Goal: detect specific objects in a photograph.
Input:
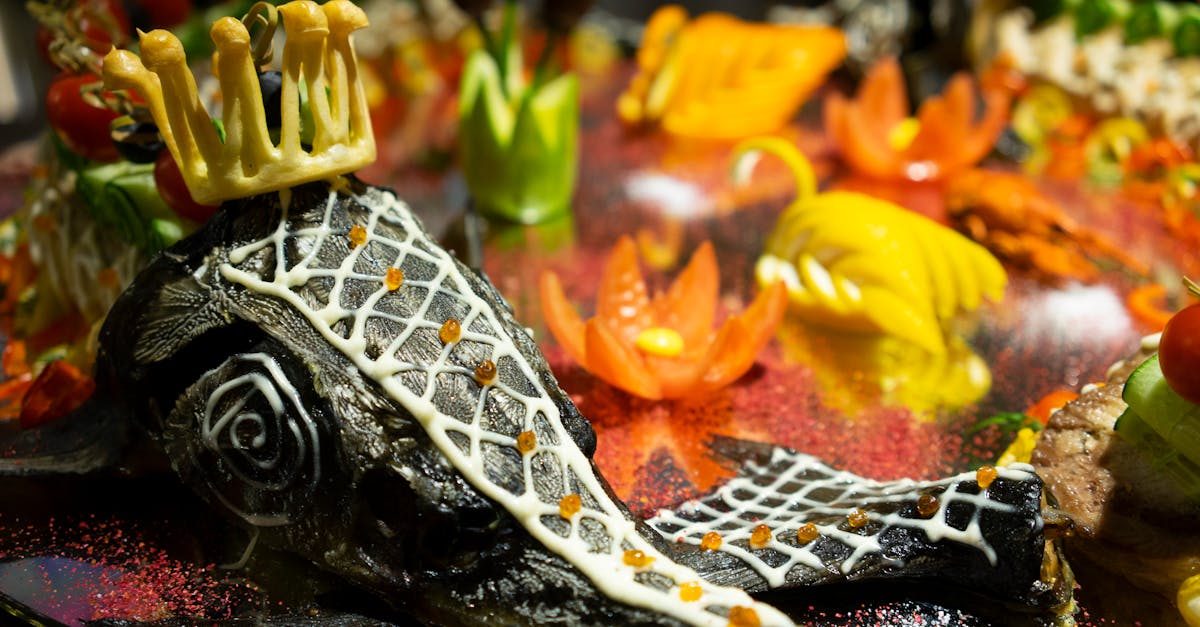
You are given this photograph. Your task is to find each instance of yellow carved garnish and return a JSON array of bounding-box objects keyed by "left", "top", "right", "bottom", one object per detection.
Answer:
[
  {"left": 622, "top": 549, "right": 655, "bottom": 568},
  {"left": 617, "top": 5, "right": 845, "bottom": 139},
  {"left": 796, "top": 523, "right": 819, "bottom": 544},
  {"left": 976, "top": 465, "right": 999, "bottom": 489},
  {"left": 737, "top": 137, "right": 1007, "bottom": 355},
  {"left": 473, "top": 359, "right": 497, "bottom": 385},
  {"left": 516, "top": 430, "right": 537, "bottom": 454},
  {"left": 700, "top": 531, "right": 722, "bottom": 551},
  {"left": 347, "top": 225, "right": 367, "bottom": 248},
  {"left": 102, "top": 0, "right": 374, "bottom": 206}
]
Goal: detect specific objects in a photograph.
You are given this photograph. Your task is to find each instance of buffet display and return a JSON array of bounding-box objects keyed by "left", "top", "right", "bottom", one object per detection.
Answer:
[{"left": 1, "top": 0, "right": 1199, "bottom": 625}]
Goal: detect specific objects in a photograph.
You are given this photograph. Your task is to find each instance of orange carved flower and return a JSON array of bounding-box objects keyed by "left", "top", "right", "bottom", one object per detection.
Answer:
[
  {"left": 539, "top": 236, "right": 786, "bottom": 400},
  {"left": 824, "top": 57, "right": 1010, "bottom": 182}
]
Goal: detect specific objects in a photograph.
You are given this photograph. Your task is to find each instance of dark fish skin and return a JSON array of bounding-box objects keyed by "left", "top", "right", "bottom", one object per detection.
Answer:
[
  {"left": 4, "top": 176, "right": 1069, "bottom": 625},
  {"left": 93, "top": 177, "right": 684, "bottom": 626}
]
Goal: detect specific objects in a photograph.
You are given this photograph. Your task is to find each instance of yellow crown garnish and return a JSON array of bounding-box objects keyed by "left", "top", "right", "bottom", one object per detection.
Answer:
[{"left": 102, "top": 0, "right": 374, "bottom": 205}]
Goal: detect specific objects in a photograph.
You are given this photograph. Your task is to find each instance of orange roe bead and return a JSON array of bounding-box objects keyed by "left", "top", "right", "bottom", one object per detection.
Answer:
[
  {"left": 474, "top": 359, "right": 497, "bottom": 385},
  {"left": 439, "top": 318, "right": 462, "bottom": 344},
  {"left": 728, "top": 605, "right": 761, "bottom": 627},
  {"left": 559, "top": 493, "right": 582, "bottom": 519},
  {"left": 700, "top": 531, "right": 722, "bottom": 551},
  {"left": 385, "top": 267, "right": 404, "bottom": 291},
  {"left": 516, "top": 430, "right": 537, "bottom": 454},
  {"left": 347, "top": 225, "right": 368, "bottom": 248},
  {"left": 977, "top": 465, "right": 998, "bottom": 489},
  {"left": 623, "top": 549, "right": 654, "bottom": 568},
  {"left": 679, "top": 581, "right": 703, "bottom": 602},
  {"left": 847, "top": 509, "right": 869, "bottom": 529},
  {"left": 749, "top": 523, "right": 771, "bottom": 548},
  {"left": 917, "top": 494, "right": 939, "bottom": 518},
  {"left": 97, "top": 267, "right": 120, "bottom": 289},
  {"left": 796, "top": 523, "right": 819, "bottom": 544}
]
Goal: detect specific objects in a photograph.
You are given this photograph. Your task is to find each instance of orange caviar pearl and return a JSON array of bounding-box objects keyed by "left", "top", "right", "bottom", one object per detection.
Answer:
[
  {"left": 728, "top": 606, "right": 761, "bottom": 627},
  {"left": 347, "top": 225, "right": 368, "bottom": 248},
  {"left": 439, "top": 318, "right": 462, "bottom": 344},
  {"left": 385, "top": 267, "right": 404, "bottom": 291},
  {"left": 623, "top": 549, "right": 654, "bottom": 568},
  {"left": 700, "top": 531, "right": 722, "bottom": 551},
  {"left": 977, "top": 465, "right": 998, "bottom": 489},
  {"left": 917, "top": 494, "right": 939, "bottom": 517},
  {"left": 516, "top": 430, "right": 537, "bottom": 454},
  {"left": 559, "top": 494, "right": 581, "bottom": 519},
  {"left": 847, "top": 509, "right": 869, "bottom": 529},
  {"left": 749, "top": 523, "right": 771, "bottom": 548},
  {"left": 474, "top": 360, "right": 497, "bottom": 385},
  {"left": 796, "top": 523, "right": 819, "bottom": 544},
  {"left": 679, "top": 581, "right": 703, "bottom": 602}
]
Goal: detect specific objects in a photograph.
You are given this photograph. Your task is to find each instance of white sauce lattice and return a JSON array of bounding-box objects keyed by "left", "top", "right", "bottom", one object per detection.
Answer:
[
  {"left": 218, "top": 186, "right": 792, "bottom": 626},
  {"left": 649, "top": 448, "right": 1037, "bottom": 588}
]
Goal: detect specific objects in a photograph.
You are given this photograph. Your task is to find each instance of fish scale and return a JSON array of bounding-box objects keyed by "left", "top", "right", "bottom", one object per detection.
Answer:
[{"left": 218, "top": 184, "right": 792, "bottom": 627}]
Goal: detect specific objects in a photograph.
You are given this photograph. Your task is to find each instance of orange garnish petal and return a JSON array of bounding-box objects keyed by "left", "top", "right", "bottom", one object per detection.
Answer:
[
  {"left": 837, "top": 102, "right": 906, "bottom": 179},
  {"left": 539, "top": 271, "right": 588, "bottom": 366},
  {"left": 1027, "top": 389, "right": 1079, "bottom": 425},
  {"left": 1126, "top": 283, "right": 1177, "bottom": 331},
  {"left": 585, "top": 318, "right": 663, "bottom": 400},
  {"left": 19, "top": 361, "right": 95, "bottom": 429},
  {"left": 2, "top": 340, "right": 29, "bottom": 378},
  {"left": 653, "top": 241, "right": 718, "bottom": 350},
  {"left": 596, "top": 236, "right": 654, "bottom": 344},
  {"left": 700, "top": 281, "right": 787, "bottom": 390},
  {"left": 858, "top": 57, "right": 908, "bottom": 135}
]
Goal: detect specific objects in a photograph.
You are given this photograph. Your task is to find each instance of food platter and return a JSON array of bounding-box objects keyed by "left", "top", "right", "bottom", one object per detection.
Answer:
[{"left": 1, "top": 1, "right": 1198, "bottom": 625}]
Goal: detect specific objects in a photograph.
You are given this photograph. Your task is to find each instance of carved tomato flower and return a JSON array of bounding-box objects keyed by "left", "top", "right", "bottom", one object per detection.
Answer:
[
  {"left": 539, "top": 236, "right": 787, "bottom": 400},
  {"left": 824, "top": 57, "right": 1010, "bottom": 182}
]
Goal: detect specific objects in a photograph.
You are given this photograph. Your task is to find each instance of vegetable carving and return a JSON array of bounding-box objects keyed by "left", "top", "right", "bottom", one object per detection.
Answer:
[
  {"left": 617, "top": 5, "right": 845, "bottom": 140},
  {"left": 739, "top": 137, "right": 1007, "bottom": 354},
  {"left": 539, "top": 237, "right": 786, "bottom": 400},
  {"left": 823, "top": 57, "right": 1009, "bottom": 181}
]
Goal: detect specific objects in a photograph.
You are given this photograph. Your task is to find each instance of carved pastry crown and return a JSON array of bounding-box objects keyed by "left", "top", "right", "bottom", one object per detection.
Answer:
[{"left": 103, "top": 0, "right": 375, "bottom": 205}]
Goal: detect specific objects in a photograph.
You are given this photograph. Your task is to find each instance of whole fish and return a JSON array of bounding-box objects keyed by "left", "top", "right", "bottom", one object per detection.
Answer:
[{"left": 61, "top": 177, "right": 1071, "bottom": 625}]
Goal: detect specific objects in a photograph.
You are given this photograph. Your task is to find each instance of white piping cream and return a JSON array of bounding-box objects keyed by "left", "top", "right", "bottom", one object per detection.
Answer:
[
  {"left": 219, "top": 187, "right": 792, "bottom": 626},
  {"left": 199, "top": 352, "right": 321, "bottom": 528},
  {"left": 649, "top": 448, "right": 1036, "bottom": 589}
]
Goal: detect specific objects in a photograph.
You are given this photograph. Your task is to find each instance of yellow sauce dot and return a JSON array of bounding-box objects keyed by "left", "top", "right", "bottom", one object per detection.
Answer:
[
  {"left": 728, "top": 605, "right": 761, "bottom": 627},
  {"left": 679, "top": 581, "right": 703, "bottom": 602},
  {"left": 700, "top": 531, "right": 722, "bottom": 551},
  {"left": 847, "top": 509, "right": 869, "bottom": 529},
  {"left": 97, "top": 267, "right": 120, "bottom": 289},
  {"left": 516, "top": 430, "right": 537, "bottom": 455},
  {"left": 439, "top": 319, "right": 461, "bottom": 344},
  {"left": 749, "top": 523, "right": 771, "bottom": 548},
  {"left": 559, "top": 493, "right": 582, "bottom": 519},
  {"left": 622, "top": 549, "right": 654, "bottom": 568},
  {"left": 887, "top": 117, "right": 921, "bottom": 152},
  {"left": 634, "top": 327, "right": 684, "bottom": 357},
  {"left": 385, "top": 267, "right": 404, "bottom": 291},
  {"left": 977, "top": 465, "right": 998, "bottom": 490},
  {"left": 796, "top": 523, "right": 819, "bottom": 544},
  {"left": 474, "top": 359, "right": 497, "bottom": 385},
  {"left": 347, "top": 224, "right": 368, "bottom": 248},
  {"left": 917, "top": 494, "right": 939, "bottom": 518}
]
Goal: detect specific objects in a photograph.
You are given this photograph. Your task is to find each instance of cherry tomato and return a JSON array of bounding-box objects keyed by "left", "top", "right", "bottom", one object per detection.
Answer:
[
  {"left": 1160, "top": 303, "right": 1200, "bottom": 405},
  {"left": 45, "top": 74, "right": 121, "bottom": 162},
  {"left": 154, "top": 150, "right": 218, "bottom": 223}
]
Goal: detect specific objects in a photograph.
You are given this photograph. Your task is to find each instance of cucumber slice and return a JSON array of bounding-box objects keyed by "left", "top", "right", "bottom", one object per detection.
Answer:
[
  {"left": 1120, "top": 354, "right": 1200, "bottom": 466},
  {"left": 1115, "top": 408, "right": 1200, "bottom": 502}
]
